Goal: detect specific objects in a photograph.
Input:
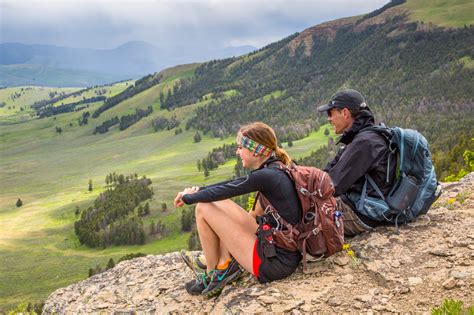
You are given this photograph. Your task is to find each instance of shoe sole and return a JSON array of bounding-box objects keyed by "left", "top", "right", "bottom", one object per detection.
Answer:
[
  {"left": 180, "top": 250, "right": 207, "bottom": 276},
  {"left": 204, "top": 270, "right": 243, "bottom": 298},
  {"left": 180, "top": 250, "right": 197, "bottom": 274}
]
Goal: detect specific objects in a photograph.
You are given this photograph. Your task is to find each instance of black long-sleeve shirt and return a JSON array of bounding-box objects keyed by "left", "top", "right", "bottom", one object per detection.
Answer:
[{"left": 182, "top": 158, "right": 302, "bottom": 225}]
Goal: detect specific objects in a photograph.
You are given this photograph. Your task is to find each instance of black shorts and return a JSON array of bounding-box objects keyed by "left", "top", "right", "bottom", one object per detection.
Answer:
[{"left": 253, "top": 237, "right": 299, "bottom": 283}]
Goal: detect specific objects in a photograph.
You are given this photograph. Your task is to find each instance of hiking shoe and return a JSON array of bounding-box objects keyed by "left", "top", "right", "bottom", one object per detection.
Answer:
[
  {"left": 180, "top": 250, "right": 207, "bottom": 275},
  {"left": 185, "top": 272, "right": 210, "bottom": 295},
  {"left": 201, "top": 258, "right": 243, "bottom": 297}
]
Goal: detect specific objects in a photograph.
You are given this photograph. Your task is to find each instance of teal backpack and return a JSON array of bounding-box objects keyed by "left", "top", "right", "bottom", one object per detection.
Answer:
[{"left": 347, "top": 125, "right": 442, "bottom": 228}]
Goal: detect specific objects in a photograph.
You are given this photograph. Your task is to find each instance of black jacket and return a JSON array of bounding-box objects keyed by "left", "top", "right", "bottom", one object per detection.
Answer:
[{"left": 324, "top": 110, "right": 397, "bottom": 225}]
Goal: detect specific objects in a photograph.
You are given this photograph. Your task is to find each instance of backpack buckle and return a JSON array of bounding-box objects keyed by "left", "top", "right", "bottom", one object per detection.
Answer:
[
  {"left": 312, "top": 227, "right": 321, "bottom": 235},
  {"left": 299, "top": 187, "right": 309, "bottom": 195},
  {"left": 271, "top": 211, "right": 281, "bottom": 221}
]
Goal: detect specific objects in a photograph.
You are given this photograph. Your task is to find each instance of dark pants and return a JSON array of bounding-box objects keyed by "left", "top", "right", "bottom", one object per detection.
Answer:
[{"left": 336, "top": 197, "right": 375, "bottom": 237}]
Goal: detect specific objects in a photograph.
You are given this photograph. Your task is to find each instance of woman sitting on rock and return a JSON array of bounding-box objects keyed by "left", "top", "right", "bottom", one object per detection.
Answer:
[{"left": 174, "top": 122, "right": 302, "bottom": 297}]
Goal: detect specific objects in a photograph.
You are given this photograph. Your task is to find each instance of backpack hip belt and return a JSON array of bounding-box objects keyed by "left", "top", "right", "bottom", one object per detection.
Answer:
[{"left": 262, "top": 206, "right": 299, "bottom": 252}]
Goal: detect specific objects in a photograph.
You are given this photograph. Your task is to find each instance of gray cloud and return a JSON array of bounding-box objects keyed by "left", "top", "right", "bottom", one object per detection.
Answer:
[{"left": 0, "top": 0, "right": 389, "bottom": 49}]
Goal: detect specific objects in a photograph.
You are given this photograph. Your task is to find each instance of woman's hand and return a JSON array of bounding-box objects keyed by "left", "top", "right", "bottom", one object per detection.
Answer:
[{"left": 174, "top": 186, "right": 199, "bottom": 208}]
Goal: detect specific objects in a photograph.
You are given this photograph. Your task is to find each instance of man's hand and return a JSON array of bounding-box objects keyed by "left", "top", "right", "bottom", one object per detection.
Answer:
[{"left": 174, "top": 186, "right": 199, "bottom": 208}]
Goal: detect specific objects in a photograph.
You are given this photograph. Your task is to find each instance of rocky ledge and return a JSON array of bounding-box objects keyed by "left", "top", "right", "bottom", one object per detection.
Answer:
[{"left": 43, "top": 174, "right": 474, "bottom": 313}]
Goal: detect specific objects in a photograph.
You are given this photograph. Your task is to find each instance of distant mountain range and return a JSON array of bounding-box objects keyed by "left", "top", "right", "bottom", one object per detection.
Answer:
[{"left": 0, "top": 41, "right": 256, "bottom": 87}]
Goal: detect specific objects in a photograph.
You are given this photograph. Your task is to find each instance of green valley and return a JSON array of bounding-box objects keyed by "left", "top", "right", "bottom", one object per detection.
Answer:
[{"left": 0, "top": 66, "right": 333, "bottom": 309}]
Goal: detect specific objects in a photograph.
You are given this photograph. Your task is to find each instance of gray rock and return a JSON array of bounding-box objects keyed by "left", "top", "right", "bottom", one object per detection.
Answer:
[
  {"left": 372, "top": 304, "right": 385, "bottom": 311},
  {"left": 355, "top": 294, "right": 373, "bottom": 304},
  {"left": 327, "top": 297, "right": 342, "bottom": 306},
  {"left": 272, "top": 300, "right": 304, "bottom": 313},
  {"left": 424, "top": 260, "right": 438, "bottom": 268},
  {"left": 354, "top": 301, "right": 364, "bottom": 309},
  {"left": 390, "top": 260, "right": 401, "bottom": 268},
  {"left": 334, "top": 255, "right": 351, "bottom": 266},
  {"left": 428, "top": 249, "right": 455, "bottom": 257},
  {"left": 408, "top": 277, "right": 423, "bottom": 286},
  {"left": 442, "top": 278, "right": 457, "bottom": 290},
  {"left": 258, "top": 295, "right": 278, "bottom": 304},
  {"left": 340, "top": 274, "right": 354, "bottom": 284},
  {"left": 450, "top": 270, "right": 471, "bottom": 280}
]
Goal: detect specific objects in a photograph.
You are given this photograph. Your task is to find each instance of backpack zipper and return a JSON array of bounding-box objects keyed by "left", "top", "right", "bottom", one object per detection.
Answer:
[{"left": 399, "top": 128, "right": 405, "bottom": 173}]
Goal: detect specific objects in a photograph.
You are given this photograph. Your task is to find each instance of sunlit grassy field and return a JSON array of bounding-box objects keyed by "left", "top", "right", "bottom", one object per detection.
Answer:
[
  {"left": 403, "top": 0, "right": 474, "bottom": 27},
  {"left": 0, "top": 71, "right": 333, "bottom": 309}
]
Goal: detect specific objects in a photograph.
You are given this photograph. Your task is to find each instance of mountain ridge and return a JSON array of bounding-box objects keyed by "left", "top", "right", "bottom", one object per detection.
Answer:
[{"left": 0, "top": 41, "right": 257, "bottom": 87}]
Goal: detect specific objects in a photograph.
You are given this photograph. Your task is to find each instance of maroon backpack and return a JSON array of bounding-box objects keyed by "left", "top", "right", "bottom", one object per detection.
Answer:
[{"left": 257, "top": 161, "right": 344, "bottom": 270}]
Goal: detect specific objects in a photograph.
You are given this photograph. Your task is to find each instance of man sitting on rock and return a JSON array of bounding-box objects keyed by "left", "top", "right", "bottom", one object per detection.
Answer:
[{"left": 316, "top": 89, "right": 397, "bottom": 236}]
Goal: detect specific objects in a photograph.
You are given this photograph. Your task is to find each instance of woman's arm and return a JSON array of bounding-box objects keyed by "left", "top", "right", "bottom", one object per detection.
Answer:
[{"left": 181, "top": 169, "right": 272, "bottom": 205}]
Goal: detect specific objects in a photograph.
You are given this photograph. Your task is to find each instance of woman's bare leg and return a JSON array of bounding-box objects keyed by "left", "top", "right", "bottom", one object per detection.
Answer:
[
  {"left": 218, "top": 241, "right": 231, "bottom": 266},
  {"left": 195, "top": 200, "right": 258, "bottom": 274}
]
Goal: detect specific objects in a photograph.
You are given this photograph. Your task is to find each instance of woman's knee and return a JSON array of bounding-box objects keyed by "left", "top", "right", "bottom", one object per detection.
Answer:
[{"left": 195, "top": 202, "right": 213, "bottom": 219}]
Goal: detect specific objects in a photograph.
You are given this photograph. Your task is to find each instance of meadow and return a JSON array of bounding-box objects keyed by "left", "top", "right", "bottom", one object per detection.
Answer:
[
  {"left": 0, "top": 69, "right": 332, "bottom": 309},
  {"left": 402, "top": 0, "right": 474, "bottom": 27}
]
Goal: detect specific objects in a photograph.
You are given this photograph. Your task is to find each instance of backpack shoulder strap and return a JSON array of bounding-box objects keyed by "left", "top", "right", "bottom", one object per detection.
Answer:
[
  {"left": 360, "top": 124, "right": 392, "bottom": 141},
  {"left": 360, "top": 124, "right": 398, "bottom": 184}
]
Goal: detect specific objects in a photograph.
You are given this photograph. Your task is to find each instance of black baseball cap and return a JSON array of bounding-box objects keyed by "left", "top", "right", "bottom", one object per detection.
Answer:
[{"left": 317, "top": 89, "right": 367, "bottom": 112}]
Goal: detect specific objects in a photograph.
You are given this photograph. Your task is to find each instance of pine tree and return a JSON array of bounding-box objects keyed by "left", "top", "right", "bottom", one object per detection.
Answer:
[
  {"left": 159, "top": 221, "right": 166, "bottom": 235},
  {"left": 181, "top": 209, "right": 187, "bottom": 231},
  {"left": 16, "top": 198, "right": 23, "bottom": 207},
  {"left": 188, "top": 228, "right": 202, "bottom": 250},
  {"left": 149, "top": 221, "right": 155, "bottom": 235},
  {"left": 75, "top": 206, "right": 80, "bottom": 217},
  {"left": 106, "top": 258, "right": 115, "bottom": 270},
  {"left": 88, "top": 179, "right": 93, "bottom": 192},
  {"left": 180, "top": 209, "right": 193, "bottom": 232},
  {"left": 197, "top": 160, "right": 201, "bottom": 171},
  {"left": 136, "top": 205, "right": 144, "bottom": 216},
  {"left": 324, "top": 128, "right": 330, "bottom": 136},
  {"left": 143, "top": 202, "right": 150, "bottom": 215},
  {"left": 161, "top": 202, "right": 167, "bottom": 212},
  {"left": 193, "top": 131, "right": 202, "bottom": 143},
  {"left": 159, "top": 91, "right": 164, "bottom": 104}
]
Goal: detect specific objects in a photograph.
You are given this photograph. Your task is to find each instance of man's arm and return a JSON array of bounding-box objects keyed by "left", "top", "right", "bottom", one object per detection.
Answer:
[{"left": 327, "top": 133, "right": 387, "bottom": 196}]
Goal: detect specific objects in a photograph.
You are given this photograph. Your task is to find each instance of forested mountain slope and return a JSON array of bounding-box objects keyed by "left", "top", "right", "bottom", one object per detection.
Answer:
[{"left": 160, "top": 0, "right": 473, "bottom": 178}]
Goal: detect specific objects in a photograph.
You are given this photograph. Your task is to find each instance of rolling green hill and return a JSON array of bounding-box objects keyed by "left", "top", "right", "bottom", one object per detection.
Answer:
[{"left": 1, "top": 0, "right": 473, "bottom": 311}]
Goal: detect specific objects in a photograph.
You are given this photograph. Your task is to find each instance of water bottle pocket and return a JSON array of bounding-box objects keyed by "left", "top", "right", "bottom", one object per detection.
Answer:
[{"left": 387, "top": 174, "right": 420, "bottom": 213}]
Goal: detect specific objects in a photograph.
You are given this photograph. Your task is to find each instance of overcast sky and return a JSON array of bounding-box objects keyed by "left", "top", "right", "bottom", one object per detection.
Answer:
[{"left": 1, "top": 0, "right": 389, "bottom": 50}]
